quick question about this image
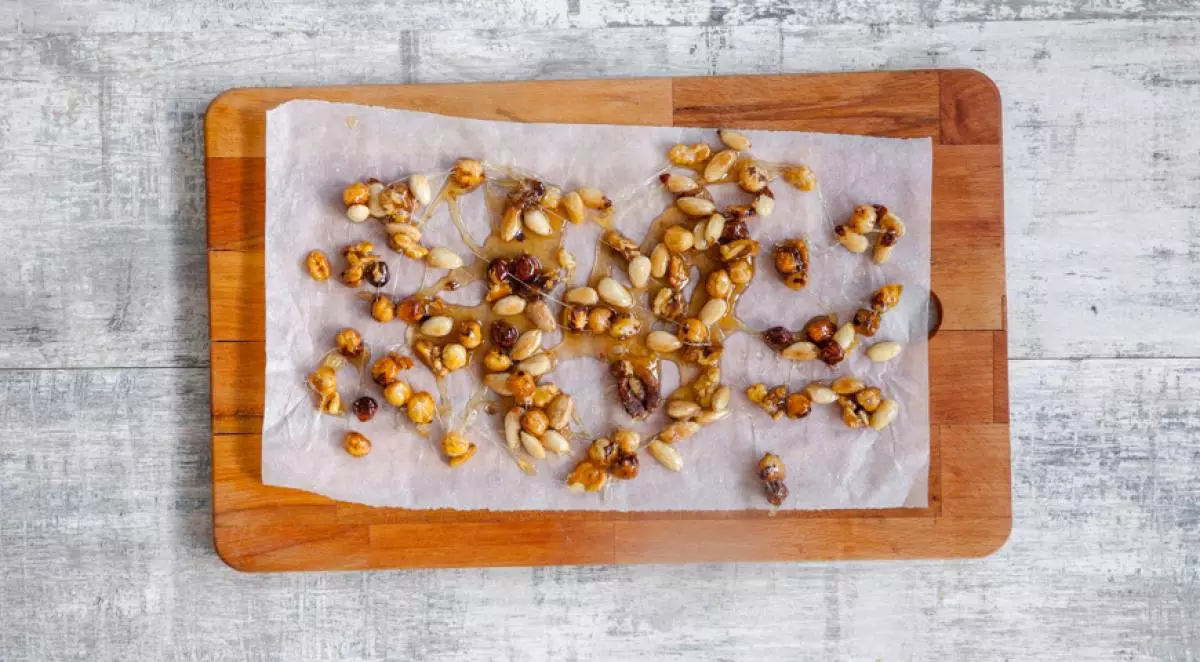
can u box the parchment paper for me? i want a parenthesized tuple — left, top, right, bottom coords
(263, 100, 932, 511)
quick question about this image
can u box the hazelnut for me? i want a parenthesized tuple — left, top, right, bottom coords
(610, 450, 640, 480)
(563, 305, 590, 333)
(855, 387, 882, 413)
(785, 392, 812, 419)
(757, 452, 786, 482)
(819, 341, 845, 366)
(588, 306, 614, 334)
(588, 437, 619, 467)
(457, 320, 483, 349)
(395, 296, 431, 324)
(764, 480, 789, 506)
(803, 316, 837, 344)
(308, 366, 337, 395)
(762, 326, 796, 351)
(852, 308, 881, 336)
(352, 396, 378, 422)
(383, 380, 412, 408)
(342, 182, 370, 207)
(364, 260, 389, 288)
(370, 295, 395, 322)
(406, 391, 436, 425)
(451, 158, 485, 190)
(490, 320, 519, 350)
(871, 284, 903, 312)
(344, 431, 372, 457)
(720, 218, 749, 244)
(487, 257, 511, 284)
(510, 253, 542, 283)
(335, 328, 364, 358)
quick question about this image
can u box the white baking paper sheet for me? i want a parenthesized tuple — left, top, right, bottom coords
(261, 100, 931, 511)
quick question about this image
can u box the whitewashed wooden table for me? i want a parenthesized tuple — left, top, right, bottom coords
(2, 2, 1198, 659)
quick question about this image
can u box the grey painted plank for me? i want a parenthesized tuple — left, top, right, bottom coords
(1, 360, 1197, 659)
(1, 19, 1198, 368)
(3, 0, 1198, 33)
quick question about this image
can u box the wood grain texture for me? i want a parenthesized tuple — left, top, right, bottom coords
(2, 4, 1199, 660)
(206, 71, 1008, 570)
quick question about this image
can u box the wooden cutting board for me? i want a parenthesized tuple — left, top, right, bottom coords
(206, 70, 1009, 571)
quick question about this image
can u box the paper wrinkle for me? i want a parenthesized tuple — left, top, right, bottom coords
(262, 100, 932, 511)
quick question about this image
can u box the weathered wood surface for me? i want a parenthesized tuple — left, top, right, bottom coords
(1, 2, 1198, 659)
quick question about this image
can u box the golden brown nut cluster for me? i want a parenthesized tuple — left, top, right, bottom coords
(835, 204, 907, 264)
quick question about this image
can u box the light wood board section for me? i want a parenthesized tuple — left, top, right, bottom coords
(206, 70, 1009, 571)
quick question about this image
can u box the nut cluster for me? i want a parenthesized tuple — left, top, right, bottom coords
(306, 132, 908, 500)
(834, 204, 907, 264)
(757, 452, 789, 506)
(567, 428, 643, 492)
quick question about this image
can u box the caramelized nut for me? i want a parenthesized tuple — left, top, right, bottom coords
(567, 459, 608, 492)
(344, 431, 372, 457)
(667, 143, 712, 166)
(588, 437, 619, 467)
(803, 316, 837, 344)
(598, 278, 633, 309)
(451, 158, 485, 190)
(871, 284, 903, 312)
(718, 129, 751, 151)
(677, 196, 716, 217)
(490, 320, 519, 350)
(520, 431, 546, 460)
(852, 308, 881, 336)
(628, 256, 652, 289)
(855, 387, 883, 413)
(610, 312, 642, 340)
(757, 452, 786, 482)
(335, 328, 364, 358)
(566, 286, 599, 306)
(781, 341, 818, 361)
(772, 239, 809, 290)
(659, 421, 700, 443)
(835, 225, 869, 253)
(520, 408, 550, 437)
(371, 295, 395, 322)
(663, 225, 694, 253)
(785, 392, 812, 419)
(562, 191, 585, 223)
(526, 300, 557, 333)
(848, 204, 878, 234)
(832, 377, 866, 395)
(782, 165, 816, 191)
(588, 306, 615, 334)
(547, 393, 574, 430)
(704, 149, 738, 182)
(305, 250, 332, 281)
(706, 269, 733, 299)
(406, 391, 436, 425)
(442, 343, 467, 372)
(343, 182, 371, 206)
(762, 326, 796, 351)
(610, 450, 639, 480)
(383, 381, 413, 408)
(661, 172, 700, 194)
(698, 298, 728, 327)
